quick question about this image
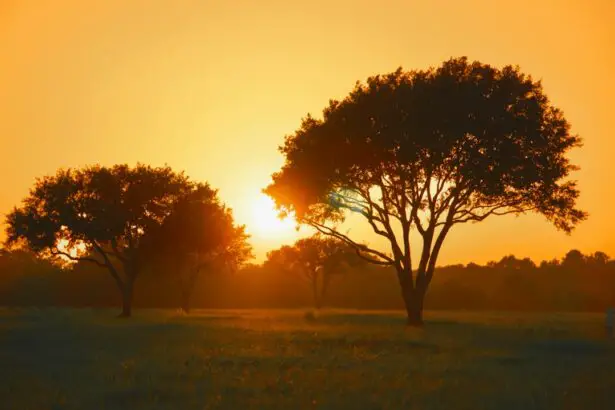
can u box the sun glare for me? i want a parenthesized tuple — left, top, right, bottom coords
(249, 194, 296, 239)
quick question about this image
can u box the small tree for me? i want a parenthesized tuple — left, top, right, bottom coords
(265, 236, 359, 309)
(143, 185, 253, 313)
(265, 57, 586, 325)
(588, 251, 610, 266)
(4, 164, 194, 317)
(487, 255, 536, 271)
(561, 249, 586, 269)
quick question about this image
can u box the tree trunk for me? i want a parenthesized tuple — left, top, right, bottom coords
(181, 288, 192, 314)
(406, 289, 425, 327)
(119, 281, 133, 318)
(398, 274, 426, 327)
(180, 266, 199, 314)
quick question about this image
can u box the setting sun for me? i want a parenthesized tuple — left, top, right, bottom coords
(2, 1, 615, 406)
(248, 194, 297, 239)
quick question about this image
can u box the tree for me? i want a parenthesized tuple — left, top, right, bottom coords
(265, 235, 359, 309)
(142, 184, 253, 313)
(4, 164, 194, 317)
(587, 251, 610, 266)
(562, 249, 586, 269)
(488, 255, 536, 271)
(265, 57, 586, 325)
(539, 258, 561, 269)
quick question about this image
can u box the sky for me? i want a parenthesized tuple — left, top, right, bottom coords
(0, 0, 614, 264)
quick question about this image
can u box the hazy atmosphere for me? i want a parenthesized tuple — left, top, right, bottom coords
(2, 1, 615, 409)
(1, 0, 614, 262)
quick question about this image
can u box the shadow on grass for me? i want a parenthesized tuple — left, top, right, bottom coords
(528, 339, 611, 356)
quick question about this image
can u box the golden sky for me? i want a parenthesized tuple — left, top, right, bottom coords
(1, 0, 614, 264)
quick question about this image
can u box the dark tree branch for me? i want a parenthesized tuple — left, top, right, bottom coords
(400, 203, 412, 274)
(352, 247, 395, 266)
(305, 219, 394, 265)
(450, 204, 536, 225)
(110, 239, 128, 264)
(91, 240, 125, 289)
(408, 177, 430, 235)
(332, 190, 393, 242)
(371, 182, 405, 269)
(50, 248, 107, 268)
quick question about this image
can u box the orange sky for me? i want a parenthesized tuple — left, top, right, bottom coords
(1, 0, 614, 264)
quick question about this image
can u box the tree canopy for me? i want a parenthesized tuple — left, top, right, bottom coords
(265, 57, 586, 325)
(5, 164, 196, 316)
(265, 235, 361, 309)
(142, 184, 253, 312)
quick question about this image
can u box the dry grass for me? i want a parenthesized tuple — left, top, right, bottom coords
(0, 308, 614, 409)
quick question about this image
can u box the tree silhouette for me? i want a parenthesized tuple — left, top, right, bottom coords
(265, 235, 359, 309)
(265, 57, 586, 325)
(587, 251, 610, 266)
(142, 184, 253, 313)
(488, 255, 536, 270)
(4, 164, 194, 317)
(562, 249, 585, 269)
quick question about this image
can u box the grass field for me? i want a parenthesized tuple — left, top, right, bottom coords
(1, 308, 614, 409)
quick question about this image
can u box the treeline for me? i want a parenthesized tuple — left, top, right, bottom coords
(1, 249, 613, 312)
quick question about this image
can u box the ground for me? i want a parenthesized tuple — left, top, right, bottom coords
(0, 309, 614, 409)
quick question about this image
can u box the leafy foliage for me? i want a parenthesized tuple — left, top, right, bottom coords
(265, 57, 586, 324)
(6, 164, 191, 258)
(265, 235, 361, 308)
(4, 164, 195, 316)
(141, 184, 253, 312)
(143, 184, 252, 271)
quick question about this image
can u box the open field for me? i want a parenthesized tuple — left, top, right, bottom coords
(1, 308, 614, 409)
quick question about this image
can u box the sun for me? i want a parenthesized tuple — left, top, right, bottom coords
(249, 194, 296, 239)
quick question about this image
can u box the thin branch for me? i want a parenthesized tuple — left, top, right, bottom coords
(91, 240, 125, 289)
(450, 205, 535, 225)
(330, 190, 371, 213)
(332, 190, 392, 241)
(50, 248, 107, 268)
(110, 239, 128, 264)
(305, 219, 394, 265)
(372, 180, 404, 265)
(409, 178, 429, 235)
(353, 247, 395, 266)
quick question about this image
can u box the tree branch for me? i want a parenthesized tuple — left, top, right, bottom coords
(305, 219, 394, 265)
(92, 240, 125, 289)
(450, 204, 536, 225)
(50, 248, 107, 268)
(372, 181, 405, 269)
(409, 177, 429, 235)
(352, 247, 395, 266)
(110, 239, 128, 264)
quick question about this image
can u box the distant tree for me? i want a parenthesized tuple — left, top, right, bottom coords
(143, 184, 253, 313)
(562, 249, 586, 269)
(489, 255, 536, 271)
(4, 164, 194, 317)
(265, 57, 586, 325)
(539, 258, 561, 269)
(587, 251, 610, 266)
(265, 236, 360, 309)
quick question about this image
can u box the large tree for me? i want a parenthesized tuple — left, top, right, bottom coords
(4, 164, 195, 317)
(265, 235, 360, 309)
(265, 57, 586, 325)
(143, 185, 253, 313)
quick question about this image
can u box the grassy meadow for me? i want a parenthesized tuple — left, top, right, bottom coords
(1, 308, 614, 409)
